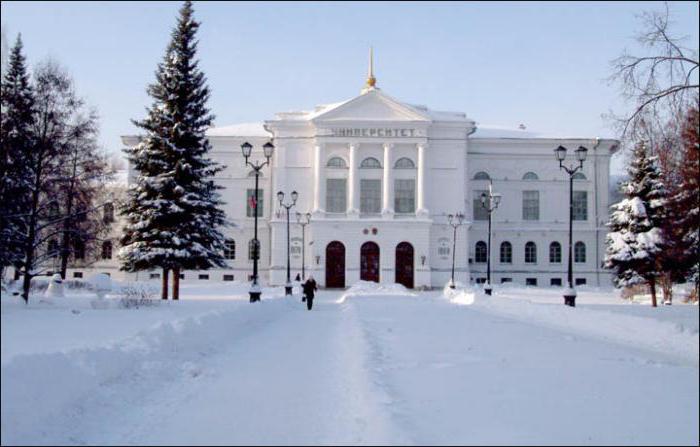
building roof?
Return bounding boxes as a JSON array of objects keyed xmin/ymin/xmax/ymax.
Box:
[{"xmin": 205, "ymin": 122, "xmax": 271, "ymax": 137}]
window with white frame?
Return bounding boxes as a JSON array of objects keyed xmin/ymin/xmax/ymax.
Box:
[
  {"xmin": 326, "ymin": 179, "xmax": 347, "ymax": 213},
  {"xmin": 525, "ymin": 241, "xmax": 537, "ymax": 263},
  {"xmin": 394, "ymin": 179, "xmax": 415, "ymax": 213},
  {"xmin": 522, "ymin": 172, "xmax": 539, "ymax": 180},
  {"xmin": 394, "ymin": 158, "xmax": 415, "ymax": 169},
  {"xmin": 500, "ymin": 242, "xmax": 512, "ymax": 263},
  {"xmin": 101, "ymin": 241, "xmax": 112, "ymax": 260},
  {"xmin": 473, "ymin": 171, "xmax": 490, "ymax": 180},
  {"xmin": 248, "ymin": 239, "xmax": 258, "ymax": 261},
  {"xmin": 575, "ymin": 241, "xmax": 586, "ymax": 263},
  {"xmin": 573, "ymin": 191, "xmax": 587, "ymax": 220},
  {"xmin": 522, "ymin": 190, "xmax": 539, "ymax": 221},
  {"xmin": 327, "ymin": 157, "xmax": 347, "ymax": 168},
  {"xmin": 224, "ymin": 239, "xmax": 236, "ymax": 260},
  {"xmin": 549, "ymin": 241, "xmax": 561, "ymax": 263},
  {"xmin": 360, "ymin": 157, "xmax": 382, "ymax": 169},
  {"xmin": 475, "ymin": 241, "xmax": 487, "ymax": 263},
  {"xmin": 360, "ymin": 179, "xmax": 381, "ymax": 214}
]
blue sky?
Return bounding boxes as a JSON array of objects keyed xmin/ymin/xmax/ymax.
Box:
[{"xmin": 2, "ymin": 1, "xmax": 699, "ymax": 172}]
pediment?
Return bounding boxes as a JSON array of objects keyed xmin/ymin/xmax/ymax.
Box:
[{"xmin": 312, "ymin": 89, "xmax": 431, "ymax": 123}]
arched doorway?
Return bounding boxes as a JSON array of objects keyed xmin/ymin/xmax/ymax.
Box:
[
  {"xmin": 360, "ymin": 242, "xmax": 380, "ymax": 283},
  {"xmin": 395, "ymin": 242, "xmax": 414, "ymax": 289},
  {"xmin": 325, "ymin": 241, "xmax": 345, "ymax": 288}
]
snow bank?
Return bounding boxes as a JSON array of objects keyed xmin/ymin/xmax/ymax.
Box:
[
  {"xmin": 0, "ymin": 299, "xmax": 291, "ymax": 445},
  {"xmin": 337, "ymin": 281, "xmax": 417, "ymax": 303},
  {"xmin": 442, "ymin": 281, "xmax": 476, "ymax": 305},
  {"xmin": 464, "ymin": 294, "xmax": 699, "ymax": 365}
]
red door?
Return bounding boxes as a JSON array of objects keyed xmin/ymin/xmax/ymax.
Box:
[
  {"xmin": 361, "ymin": 242, "xmax": 380, "ymax": 283},
  {"xmin": 395, "ymin": 242, "xmax": 414, "ymax": 289},
  {"xmin": 325, "ymin": 241, "xmax": 345, "ymax": 288}
]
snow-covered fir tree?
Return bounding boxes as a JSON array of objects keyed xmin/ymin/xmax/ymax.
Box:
[
  {"xmin": 119, "ymin": 1, "xmax": 227, "ymax": 300},
  {"xmin": 605, "ymin": 142, "xmax": 668, "ymax": 306},
  {"xmin": 0, "ymin": 35, "xmax": 34, "ymax": 279}
]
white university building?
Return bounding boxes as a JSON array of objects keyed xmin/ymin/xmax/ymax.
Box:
[{"xmin": 105, "ymin": 60, "xmax": 619, "ymax": 289}]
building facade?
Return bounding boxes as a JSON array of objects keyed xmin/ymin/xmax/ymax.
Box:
[{"xmin": 104, "ymin": 74, "xmax": 619, "ymax": 289}]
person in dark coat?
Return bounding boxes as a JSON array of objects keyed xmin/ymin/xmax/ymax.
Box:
[{"xmin": 302, "ymin": 275, "xmax": 318, "ymax": 310}]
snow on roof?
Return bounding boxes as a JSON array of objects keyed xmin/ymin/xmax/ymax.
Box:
[
  {"xmin": 471, "ymin": 124, "xmax": 604, "ymax": 140},
  {"xmin": 205, "ymin": 122, "xmax": 271, "ymax": 137}
]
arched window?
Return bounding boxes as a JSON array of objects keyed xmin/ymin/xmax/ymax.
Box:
[
  {"xmin": 522, "ymin": 172, "xmax": 539, "ymax": 180},
  {"xmin": 326, "ymin": 157, "xmax": 347, "ymax": 168},
  {"xmin": 248, "ymin": 239, "xmax": 259, "ymax": 261},
  {"xmin": 575, "ymin": 241, "xmax": 586, "ymax": 263},
  {"xmin": 248, "ymin": 170, "xmax": 264, "ymax": 178},
  {"xmin": 473, "ymin": 171, "xmax": 490, "ymax": 180},
  {"xmin": 573, "ymin": 172, "xmax": 586, "ymax": 180},
  {"xmin": 394, "ymin": 157, "xmax": 415, "ymax": 169},
  {"xmin": 224, "ymin": 239, "xmax": 236, "ymax": 260},
  {"xmin": 525, "ymin": 242, "xmax": 537, "ymax": 264},
  {"xmin": 360, "ymin": 157, "xmax": 382, "ymax": 168},
  {"xmin": 549, "ymin": 241, "xmax": 561, "ymax": 263},
  {"xmin": 475, "ymin": 241, "xmax": 487, "ymax": 263},
  {"xmin": 101, "ymin": 241, "xmax": 113, "ymax": 260},
  {"xmin": 500, "ymin": 242, "xmax": 512, "ymax": 263}
]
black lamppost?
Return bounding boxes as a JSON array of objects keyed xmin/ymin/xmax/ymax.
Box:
[
  {"xmin": 242, "ymin": 141, "xmax": 274, "ymax": 303},
  {"xmin": 480, "ymin": 181, "xmax": 502, "ymax": 296},
  {"xmin": 296, "ymin": 212, "xmax": 311, "ymax": 280},
  {"xmin": 447, "ymin": 212, "xmax": 465, "ymax": 289},
  {"xmin": 554, "ymin": 145, "xmax": 588, "ymax": 307},
  {"xmin": 277, "ymin": 190, "xmax": 298, "ymax": 296}
]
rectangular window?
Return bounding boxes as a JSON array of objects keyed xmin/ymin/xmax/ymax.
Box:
[
  {"xmin": 246, "ymin": 189, "xmax": 263, "ymax": 217},
  {"xmin": 360, "ymin": 179, "xmax": 381, "ymax": 214},
  {"xmin": 198, "ymin": 274, "xmax": 209, "ymax": 280},
  {"xmin": 501, "ymin": 278, "xmax": 513, "ymax": 284},
  {"xmin": 573, "ymin": 191, "xmax": 588, "ymax": 221},
  {"xmin": 576, "ymin": 278, "xmax": 587, "ymax": 286},
  {"xmin": 526, "ymin": 278, "xmax": 537, "ymax": 286},
  {"xmin": 550, "ymin": 278, "xmax": 562, "ymax": 286},
  {"xmin": 522, "ymin": 191, "xmax": 539, "ymax": 221},
  {"xmin": 394, "ymin": 179, "xmax": 415, "ymax": 213},
  {"xmin": 73, "ymin": 272, "xmax": 83, "ymax": 279},
  {"xmin": 223, "ymin": 274, "xmax": 234, "ymax": 281},
  {"xmin": 149, "ymin": 273, "xmax": 161, "ymax": 279},
  {"xmin": 475, "ymin": 277, "xmax": 487, "ymax": 284},
  {"xmin": 224, "ymin": 240, "xmax": 236, "ymax": 260},
  {"xmin": 326, "ymin": 179, "xmax": 347, "ymax": 213},
  {"xmin": 179, "ymin": 273, "xmax": 185, "ymax": 279},
  {"xmin": 473, "ymin": 190, "xmax": 489, "ymax": 221}
]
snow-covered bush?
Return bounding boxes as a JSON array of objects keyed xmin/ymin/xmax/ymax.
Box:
[{"xmin": 118, "ymin": 283, "xmax": 159, "ymax": 309}]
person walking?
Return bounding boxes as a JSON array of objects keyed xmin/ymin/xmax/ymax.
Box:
[{"xmin": 302, "ymin": 275, "xmax": 318, "ymax": 310}]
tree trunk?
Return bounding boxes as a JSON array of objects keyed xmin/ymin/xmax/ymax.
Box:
[
  {"xmin": 660, "ymin": 272, "xmax": 673, "ymax": 305},
  {"xmin": 161, "ymin": 268, "xmax": 169, "ymax": 300},
  {"xmin": 649, "ymin": 278, "xmax": 658, "ymax": 307},
  {"xmin": 172, "ymin": 267, "xmax": 180, "ymax": 301}
]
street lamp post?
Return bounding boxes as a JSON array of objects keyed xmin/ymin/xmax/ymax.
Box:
[
  {"xmin": 277, "ymin": 190, "xmax": 298, "ymax": 296},
  {"xmin": 296, "ymin": 212, "xmax": 311, "ymax": 280},
  {"xmin": 554, "ymin": 145, "xmax": 588, "ymax": 307},
  {"xmin": 242, "ymin": 141, "xmax": 274, "ymax": 303},
  {"xmin": 480, "ymin": 181, "xmax": 502, "ymax": 296},
  {"xmin": 447, "ymin": 213, "xmax": 466, "ymax": 289}
]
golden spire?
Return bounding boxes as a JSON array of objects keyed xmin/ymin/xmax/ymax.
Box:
[{"xmin": 362, "ymin": 46, "xmax": 377, "ymax": 93}]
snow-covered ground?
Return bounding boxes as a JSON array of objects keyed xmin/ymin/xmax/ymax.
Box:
[{"xmin": 2, "ymin": 282, "xmax": 698, "ymax": 445}]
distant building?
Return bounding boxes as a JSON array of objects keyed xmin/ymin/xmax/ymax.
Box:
[{"xmin": 89, "ymin": 56, "xmax": 619, "ymax": 288}]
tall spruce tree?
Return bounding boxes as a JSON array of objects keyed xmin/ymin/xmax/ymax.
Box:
[
  {"xmin": 0, "ymin": 35, "xmax": 34, "ymax": 280},
  {"xmin": 605, "ymin": 143, "xmax": 668, "ymax": 306},
  {"xmin": 119, "ymin": 1, "xmax": 227, "ymax": 300}
]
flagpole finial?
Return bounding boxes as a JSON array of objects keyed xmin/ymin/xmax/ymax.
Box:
[{"xmin": 362, "ymin": 46, "xmax": 377, "ymax": 93}]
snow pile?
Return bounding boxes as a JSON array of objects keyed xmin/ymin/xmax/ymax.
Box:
[
  {"xmin": 442, "ymin": 281, "xmax": 476, "ymax": 306},
  {"xmin": 0, "ymin": 299, "xmax": 290, "ymax": 445},
  {"xmin": 337, "ymin": 281, "xmax": 417, "ymax": 303},
  {"xmin": 466, "ymin": 294, "xmax": 699, "ymax": 365}
]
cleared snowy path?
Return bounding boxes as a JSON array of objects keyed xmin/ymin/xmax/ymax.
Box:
[{"xmin": 3, "ymin": 291, "xmax": 698, "ymax": 445}]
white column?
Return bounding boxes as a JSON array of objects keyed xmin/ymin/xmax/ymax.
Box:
[
  {"xmin": 347, "ymin": 143, "xmax": 359, "ymax": 216},
  {"xmin": 416, "ymin": 142, "xmax": 429, "ymax": 217},
  {"xmin": 382, "ymin": 143, "xmax": 394, "ymax": 218},
  {"xmin": 313, "ymin": 143, "xmax": 324, "ymax": 215}
]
